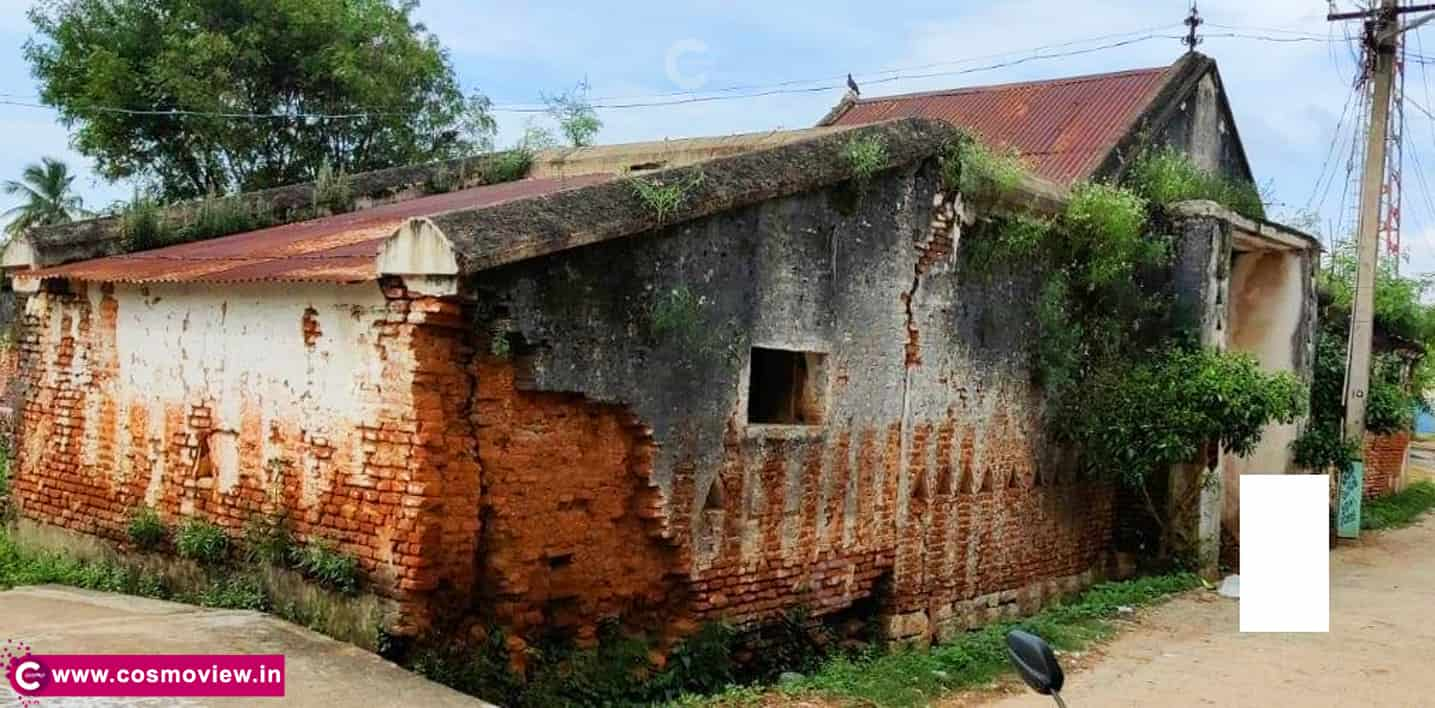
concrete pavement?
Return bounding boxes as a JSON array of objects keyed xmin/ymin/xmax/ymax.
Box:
[{"xmin": 0, "ymin": 585, "xmax": 491, "ymax": 707}]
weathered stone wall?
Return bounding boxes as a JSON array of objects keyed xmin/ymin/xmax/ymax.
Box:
[
  {"xmin": 10, "ymin": 278, "xmax": 478, "ymax": 633},
  {"xmin": 1363, "ymin": 431, "xmax": 1410, "ymax": 499},
  {"xmin": 1151, "ymin": 74, "xmax": 1251, "ymax": 186},
  {"xmin": 472, "ymin": 162, "xmax": 1116, "ymax": 645}
]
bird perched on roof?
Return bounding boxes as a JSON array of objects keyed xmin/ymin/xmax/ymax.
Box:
[{"xmin": 847, "ymin": 73, "xmax": 860, "ymax": 96}]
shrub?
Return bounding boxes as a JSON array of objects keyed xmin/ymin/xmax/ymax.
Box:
[
  {"xmin": 174, "ymin": 519, "xmax": 230, "ymax": 565},
  {"xmin": 313, "ymin": 160, "xmax": 355, "ymax": 215},
  {"xmin": 126, "ymin": 506, "xmax": 167, "ymax": 551},
  {"xmin": 242, "ymin": 512, "xmax": 292, "ymax": 566},
  {"xmin": 191, "ymin": 572, "xmax": 269, "ymax": 611},
  {"xmin": 1065, "ymin": 347, "xmax": 1305, "ymax": 489},
  {"xmin": 944, "ymin": 132, "xmax": 1026, "ymax": 196},
  {"xmin": 1366, "ymin": 354, "xmax": 1416, "ymax": 435},
  {"xmin": 1059, "ymin": 181, "xmax": 1157, "ymax": 288},
  {"xmin": 1292, "ymin": 422, "xmax": 1360, "ymax": 473},
  {"xmin": 175, "ymin": 194, "xmax": 273, "ymax": 243},
  {"xmin": 290, "ymin": 540, "xmax": 359, "ymax": 594},
  {"xmin": 119, "ymin": 192, "xmax": 171, "ymax": 252},
  {"xmin": 843, "ymin": 134, "xmax": 888, "ymax": 183},
  {"xmin": 1125, "ymin": 146, "xmax": 1265, "ymax": 220},
  {"xmin": 480, "ymin": 149, "xmax": 533, "ymax": 184}
]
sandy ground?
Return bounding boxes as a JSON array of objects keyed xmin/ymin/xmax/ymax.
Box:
[
  {"xmin": 0, "ymin": 585, "xmax": 489, "ymax": 707},
  {"xmin": 956, "ymin": 512, "xmax": 1435, "ymax": 708}
]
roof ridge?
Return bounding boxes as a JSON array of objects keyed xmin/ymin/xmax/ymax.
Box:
[{"xmin": 849, "ymin": 64, "xmax": 1172, "ymax": 106}]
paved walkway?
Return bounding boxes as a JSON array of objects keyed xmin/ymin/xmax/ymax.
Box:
[
  {"xmin": 976, "ymin": 513, "xmax": 1435, "ymax": 707},
  {"xmin": 0, "ymin": 585, "xmax": 489, "ymax": 707}
]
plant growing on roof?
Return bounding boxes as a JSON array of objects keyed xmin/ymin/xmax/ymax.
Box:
[
  {"xmin": 118, "ymin": 191, "xmax": 172, "ymax": 252},
  {"xmin": 1123, "ymin": 145, "xmax": 1265, "ymax": 220},
  {"xmin": 843, "ymin": 133, "xmax": 888, "ymax": 184},
  {"xmin": 542, "ymin": 79, "xmax": 603, "ymax": 148},
  {"xmin": 941, "ymin": 131, "xmax": 1027, "ymax": 197},
  {"xmin": 313, "ymin": 160, "xmax": 355, "ymax": 215},
  {"xmin": 630, "ymin": 169, "xmax": 705, "ymax": 223}
]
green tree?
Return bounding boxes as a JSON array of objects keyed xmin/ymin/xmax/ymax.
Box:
[
  {"xmin": 2, "ymin": 157, "xmax": 87, "ymax": 235},
  {"xmin": 543, "ymin": 80, "xmax": 602, "ymax": 147},
  {"xmin": 26, "ymin": 0, "xmax": 496, "ymax": 201}
]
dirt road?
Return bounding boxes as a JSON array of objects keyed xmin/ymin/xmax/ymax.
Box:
[{"xmin": 973, "ymin": 513, "xmax": 1435, "ymax": 707}]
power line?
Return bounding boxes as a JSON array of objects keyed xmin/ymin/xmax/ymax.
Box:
[
  {"xmin": 585, "ymin": 22, "xmax": 1187, "ymax": 104},
  {"xmin": 1307, "ymin": 79, "xmax": 1361, "ymax": 210},
  {"xmin": 0, "ymin": 28, "xmax": 1356, "ymax": 121}
]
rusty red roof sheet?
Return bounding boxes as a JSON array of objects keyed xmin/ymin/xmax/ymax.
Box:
[
  {"xmin": 24, "ymin": 173, "xmax": 614, "ymax": 284},
  {"xmin": 826, "ymin": 66, "xmax": 1174, "ymax": 184}
]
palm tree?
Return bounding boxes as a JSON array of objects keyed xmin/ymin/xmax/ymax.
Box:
[{"xmin": 3, "ymin": 157, "xmax": 87, "ymax": 236}]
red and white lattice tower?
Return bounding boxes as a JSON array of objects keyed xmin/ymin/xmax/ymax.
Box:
[{"xmin": 1378, "ymin": 29, "xmax": 1406, "ymax": 267}]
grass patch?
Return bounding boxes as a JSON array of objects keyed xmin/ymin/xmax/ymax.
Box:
[
  {"xmin": 844, "ymin": 134, "xmax": 889, "ymax": 183},
  {"xmin": 119, "ymin": 192, "xmax": 173, "ymax": 252},
  {"xmin": 126, "ymin": 506, "xmax": 167, "ymax": 551},
  {"xmin": 1125, "ymin": 146, "xmax": 1264, "ymax": 220},
  {"xmin": 630, "ymin": 170, "xmax": 705, "ymax": 223},
  {"xmin": 290, "ymin": 540, "xmax": 359, "ymax": 595},
  {"xmin": 943, "ymin": 133, "xmax": 1027, "ymax": 196},
  {"xmin": 0, "ymin": 523, "xmax": 383, "ymax": 647},
  {"xmin": 1362, "ymin": 480, "xmax": 1435, "ymax": 530},
  {"xmin": 678, "ymin": 573, "xmax": 1199, "ymax": 708},
  {"xmin": 174, "ymin": 519, "xmax": 230, "ymax": 565}
]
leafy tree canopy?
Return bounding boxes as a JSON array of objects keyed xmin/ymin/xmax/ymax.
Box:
[{"xmin": 26, "ymin": 0, "xmax": 496, "ymax": 201}]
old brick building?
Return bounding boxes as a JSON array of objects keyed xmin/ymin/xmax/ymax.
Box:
[{"xmin": 2, "ymin": 55, "xmax": 1318, "ymax": 649}]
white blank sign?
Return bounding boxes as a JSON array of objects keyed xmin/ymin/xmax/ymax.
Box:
[{"xmin": 1239, "ymin": 474, "xmax": 1329, "ymax": 632}]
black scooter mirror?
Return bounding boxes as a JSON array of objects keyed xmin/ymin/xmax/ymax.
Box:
[{"xmin": 1005, "ymin": 629, "xmax": 1067, "ymax": 707}]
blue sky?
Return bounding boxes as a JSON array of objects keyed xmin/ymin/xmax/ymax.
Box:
[{"xmin": 2, "ymin": 1, "xmax": 1431, "ymax": 271}]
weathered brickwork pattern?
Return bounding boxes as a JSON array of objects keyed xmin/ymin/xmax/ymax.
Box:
[
  {"xmin": 1363, "ymin": 431, "xmax": 1410, "ymax": 499},
  {"xmin": 471, "ymin": 174, "xmax": 1118, "ymax": 647},
  {"xmin": 12, "ymin": 280, "xmax": 478, "ymax": 633},
  {"xmin": 473, "ymin": 355, "xmax": 685, "ymax": 650}
]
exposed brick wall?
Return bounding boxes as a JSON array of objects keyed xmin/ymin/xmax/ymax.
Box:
[
  {"xmin": 473, "ymin": 355, "xmax": 686, "ymax": 650},
  {"xmin": 11, "ymin": 279, "xmax": 478, "ymax": 633},
  {"xmin": 1363, "ymin": 431, "xmax": 1410, "ymax": 499},
  {"xmin": 473, "ymin": 172, "xmax": 1119, "ymax": 648},
  {"xmin": 680, "ymin": 414, "xmax": 1114, "ymax": 643}
]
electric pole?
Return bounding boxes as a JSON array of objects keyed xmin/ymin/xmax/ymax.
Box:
[{"xmin": 1335, "ymin": 0, "xmax": 1400, "ymax": 446}]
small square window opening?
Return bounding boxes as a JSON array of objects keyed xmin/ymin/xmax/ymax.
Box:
[{"xmin": 747, "ymin": 347, "xmax": 828, "ymax": 425}]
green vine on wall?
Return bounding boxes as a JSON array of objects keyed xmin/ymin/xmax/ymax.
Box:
[
  {"xmin": 952, "ymin": 134, "xmax": 1303, "ymax": 558},
  {"xmin": 1293, "ymin": 242, "xmax": 1435, "ymax": 472}
]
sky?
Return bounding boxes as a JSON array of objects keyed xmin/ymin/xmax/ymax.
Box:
[{"xmin": 1, "ymin": 1, "xmax": 1432, "ymax": 272}]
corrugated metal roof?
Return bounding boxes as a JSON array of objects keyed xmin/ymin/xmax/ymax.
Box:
[
  {"xmin": 827, "ymin": 66, "xmax": 1174, "ymax": 184},
  {"xmin": 24, "ymin": 174, "xmax": 613, "ymax": 284}
]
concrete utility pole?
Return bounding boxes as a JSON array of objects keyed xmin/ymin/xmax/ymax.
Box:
[{"xmin": 1340, "ymin": 0, "xmax": 1400, "ymax": 445}]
